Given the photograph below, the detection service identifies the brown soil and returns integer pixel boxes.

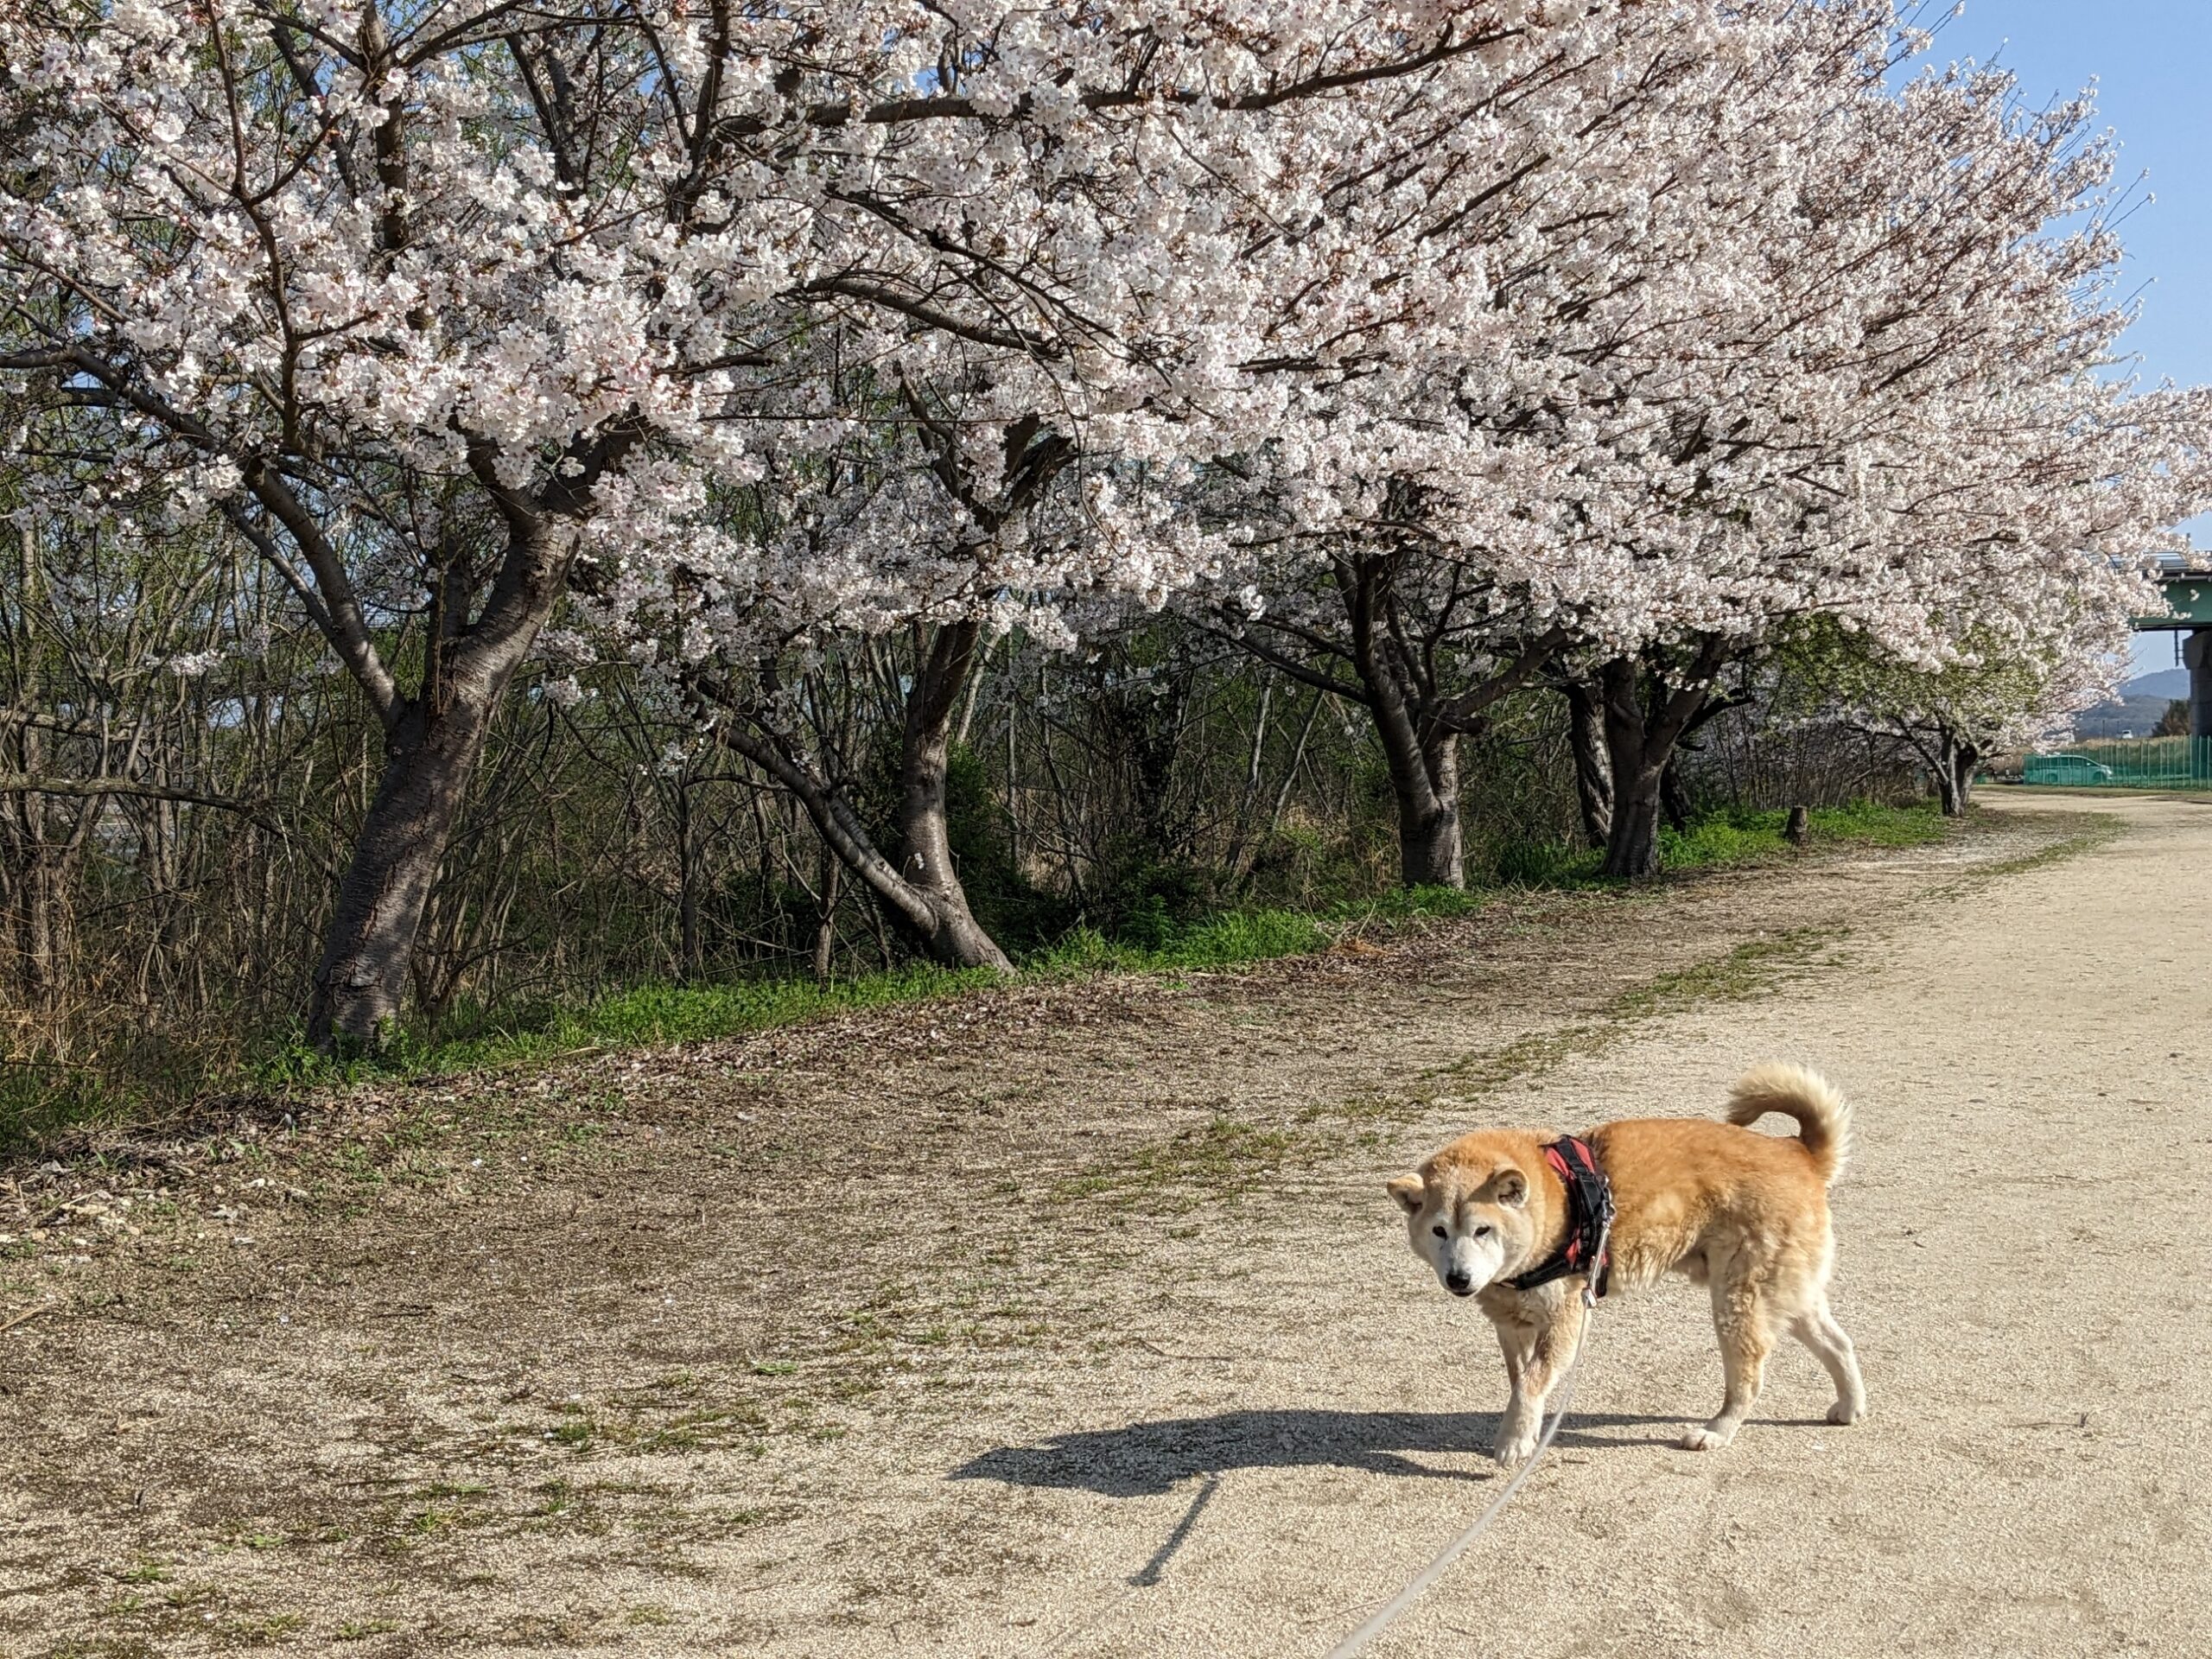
[3,795,2203,1658]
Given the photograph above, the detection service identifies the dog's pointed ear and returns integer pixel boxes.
[1493,1168,1528,1207]
[1386,1173,1426,1215]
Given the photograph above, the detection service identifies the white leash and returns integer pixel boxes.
[1321,1294,1599,1659]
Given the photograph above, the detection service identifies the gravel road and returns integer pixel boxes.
[3,796,2204,1657]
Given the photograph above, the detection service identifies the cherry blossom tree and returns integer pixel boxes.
[1207,8,2210,880]
[589,2,1667,956]
[0,0,1562,1034]
[1191,0,1902,887]
[1783,597,2136,817]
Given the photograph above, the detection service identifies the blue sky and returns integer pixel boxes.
[1928,3,2211,675]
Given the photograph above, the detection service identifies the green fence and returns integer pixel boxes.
[2024,735,2212,789]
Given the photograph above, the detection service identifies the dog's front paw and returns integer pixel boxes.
[1676,1424,1735,1452]
[1827,1400,1866,1427]
[1491,1428,1539,1467]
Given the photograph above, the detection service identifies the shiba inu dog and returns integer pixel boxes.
[1386,1062,1866,1463]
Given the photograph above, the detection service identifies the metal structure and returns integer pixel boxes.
[2133,561,2212,738]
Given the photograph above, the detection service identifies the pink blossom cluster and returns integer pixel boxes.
[2,0,2204,717]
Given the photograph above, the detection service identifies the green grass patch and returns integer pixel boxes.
[1029,909,1332,976]
[253,962,1001,1093]
[1046,1116,1317,1208]
[1657,799,1949,869]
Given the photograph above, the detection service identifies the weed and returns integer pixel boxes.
[531,1481,575,1517]
[1434,926,1848,1092]
[1929,813,2121,894]
[1047,1115,1335,1212]
[1611,926,1847,1019]
[220,1612,304,1643]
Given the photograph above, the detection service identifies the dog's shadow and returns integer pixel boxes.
[950,1408,1685,1498]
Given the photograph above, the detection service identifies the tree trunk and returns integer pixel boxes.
[1935,730,1979,817]
[1931,747,1960,817]
[307,691,497,1049]
[676,779,702,982]
[1605,762,1666,880]
[305,512,579,1051]
[11,837,60,1005]
[1660,755,1694,834]
[704,623,1014,976]
[1563,679,1613,848]
[1952,741,1979,814]
[896,621,1014,969]
[3,527,62,1006]
[813,845,841,987]
[1330,556,1466,890]
[3,733,62,1005]
[1597,653,1713,880]
[1387,729,1464,889]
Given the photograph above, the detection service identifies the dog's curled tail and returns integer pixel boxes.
[1726,1062,1851,1185]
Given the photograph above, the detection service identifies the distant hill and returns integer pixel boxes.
[2073,697,2173,739]
[2072,671,2190,739]
[2125,669,2190,701]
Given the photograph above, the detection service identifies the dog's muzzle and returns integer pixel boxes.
[1444,1270,1474,1296]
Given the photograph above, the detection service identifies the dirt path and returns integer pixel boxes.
[3,797,2207,1658]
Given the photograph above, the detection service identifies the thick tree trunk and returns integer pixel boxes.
[1932,751,1960,817]
[1328,556,1467,890]
[307,692,497,1049]
[1385,729,1464,889]
[1604,760,1666,880]
[305,512,579,1052]
[1597,653,1713,880]
[1563,679,1613,849]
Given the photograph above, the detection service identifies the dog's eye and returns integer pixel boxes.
[1473,1225,1492,1239]
[1431,1224,1446,1239]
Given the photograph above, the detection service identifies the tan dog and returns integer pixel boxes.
[1386,1063,1866,1463]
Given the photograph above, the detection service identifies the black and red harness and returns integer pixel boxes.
[1505,1135,1616,1300]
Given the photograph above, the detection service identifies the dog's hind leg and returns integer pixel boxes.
[1790,1300,1866,1426]
[1681,1270,1770,1452]
[1491,1297,1585,1466]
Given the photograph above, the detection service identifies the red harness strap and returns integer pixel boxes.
[1504,1135,1615,1298]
